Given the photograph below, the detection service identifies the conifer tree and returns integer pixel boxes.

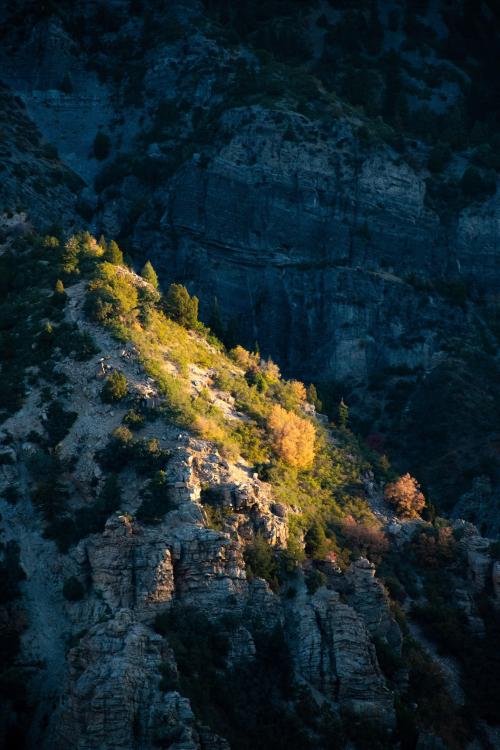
[52,279,67,306]
[140,260,159,288]
[306,383,322,412]
[165,283,199,328]
[104,240,123,265]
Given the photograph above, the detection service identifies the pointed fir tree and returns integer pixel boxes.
[338,398,349,429]
[140,260,159,288]
[165,284,198,328]
[104,240,123,265]
[52,279,67,306]
[306,383,322,413]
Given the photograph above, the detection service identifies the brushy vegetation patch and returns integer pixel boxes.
[80,236,384,547]
[0,234,98,422]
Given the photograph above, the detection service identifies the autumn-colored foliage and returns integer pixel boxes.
[288,380,307,403]
[341,516,389,560]
[230,345,259,370]
[384,473,426,518]
[267,404,315,468]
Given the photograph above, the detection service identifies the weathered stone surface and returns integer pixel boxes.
[457,525,493,592]
[285,588,395,726]
[49,610,184,750]
[226,625,256,668]
[344,558,402,651]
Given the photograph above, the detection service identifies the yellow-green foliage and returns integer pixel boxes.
[266,427,376,533]
[83,239,377,537]
[61,232,104,276]
[86,263,138,326]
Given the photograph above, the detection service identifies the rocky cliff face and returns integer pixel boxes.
[2,0,500,518]
[1,226,499,749]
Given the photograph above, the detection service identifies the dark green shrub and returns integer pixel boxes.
[97,429,169,474]
[374,637,404,679]
[132,438,171,474]
[305,567,327,593]
[31,474,69,522]
[62,576,85,601]
[123,409,145,430]
[102,370,128,402]
[136,470,175,524]
[244,535,279,591]
[72,330,99,361]
[460,166,496,199]
[97,426,134,470]
[200,484,226,506]
[427,142,452,173]
[304,522,329,560]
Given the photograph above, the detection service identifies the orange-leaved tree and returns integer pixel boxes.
[384,473,425,518]
[267,404,315,469]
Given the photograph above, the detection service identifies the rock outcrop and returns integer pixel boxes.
[50,609,226,750]
[285,587,395,726]
[344,558,402,651]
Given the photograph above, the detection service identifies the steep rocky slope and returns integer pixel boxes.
[0,231,499,749]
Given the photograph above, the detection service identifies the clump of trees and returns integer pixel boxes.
[165,283,199,328]
[85,263,138,324]
[60,232,104,277]
[267,404,315,469]
[230,345,260,370]
[384,473,425,518]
